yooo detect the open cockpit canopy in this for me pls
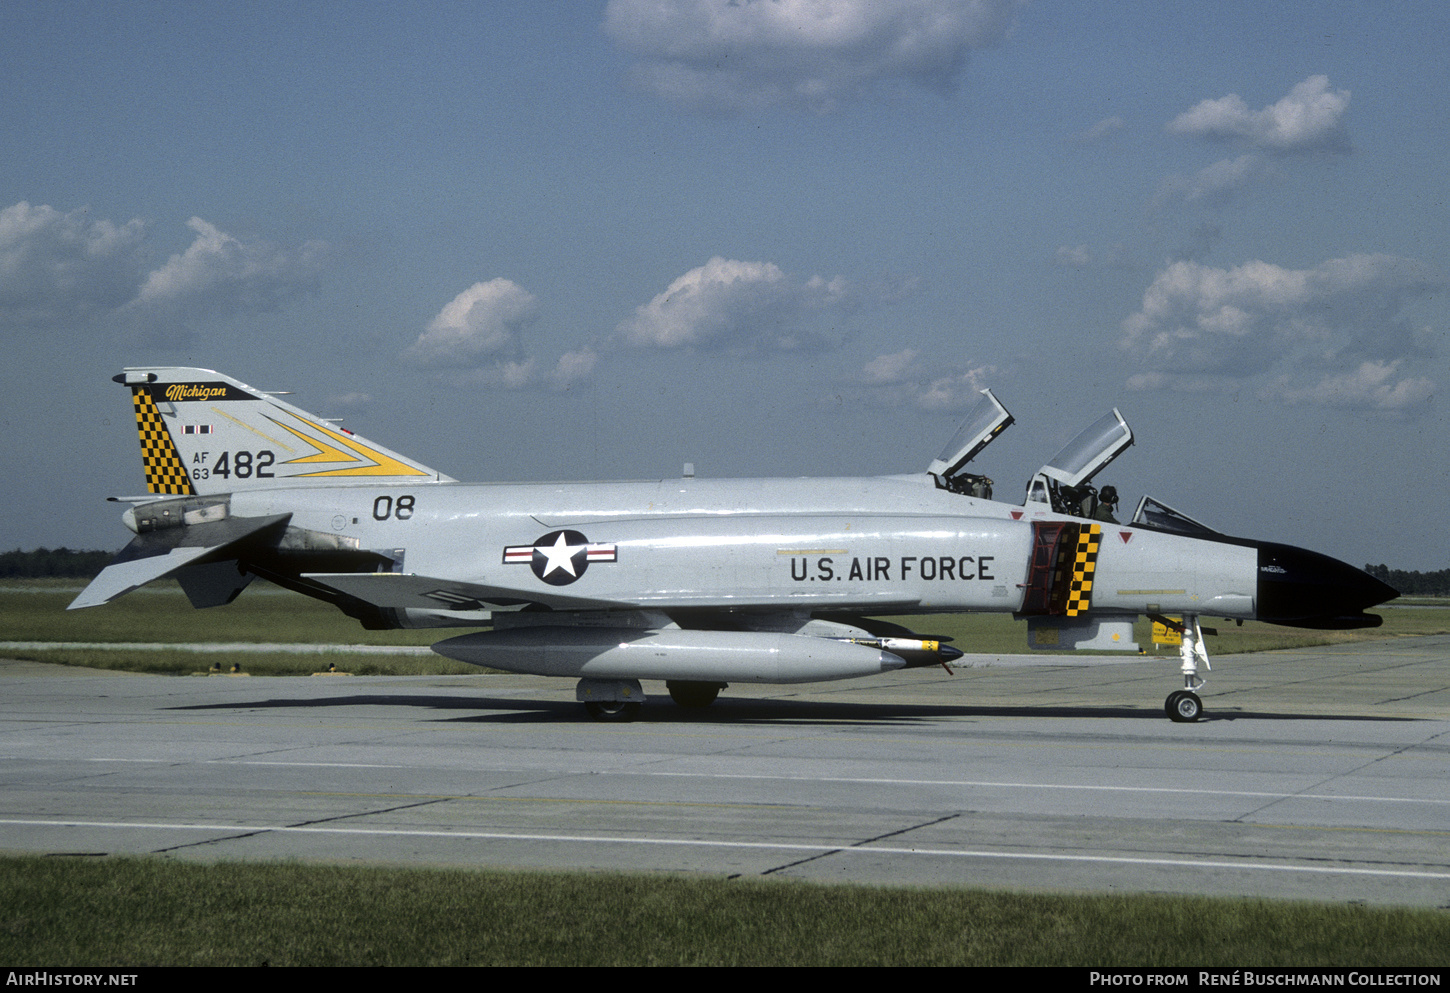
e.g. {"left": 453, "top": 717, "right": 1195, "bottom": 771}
{"left": 1025, "top": 409, "right": 1134, "bottom": 518}
{"left": 1037, "top": 409, "right": 1132, "bottom": 487}
{"left": 926, "top": 389, "right": 1014, "bottom": 491}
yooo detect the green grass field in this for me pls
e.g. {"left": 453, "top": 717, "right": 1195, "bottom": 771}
{"left": 2, "top": 857, "right": 1446, "bottom": 967}
{"left": 0, "top": 582, "right": 471, "bottom": 675}
{"left": 1, "top": 580, "right": 437, "bottom": 644}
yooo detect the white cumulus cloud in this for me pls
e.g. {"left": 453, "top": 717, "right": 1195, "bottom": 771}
{"left": 0, "top": 201, "right": 149, "bottom": 328}
{"left": 130, "top": 217, "right": 326, "bottom": 322}
{"left": 405, "top": 280, "right": 602, "bottom": 392}
{"left": 1122, "top": 253, "right": 1440, "bottom": 413}
{"left": 551, "top": 346, "right": 599, "bottom": 389}
{"left": 856, "top": 347, "right": 999, "bottom": 411}
{"left": 1268, "top": 360, "right": 1434, "bottom": 412}
{"left": 603, "top": 0, "right": 1023, "bottom": 114}
{"left": 619, "top": 256, "right": 864, "bottom": 351}
{"left": 863, "top": 347, "right": 920, "bottom": 384}
{"left": 404, "top": 278, "right": 540, "bottom": 368}
{"left": 0, "top": 203, "right": 326, "bottom": 339}
{"left": 1167, "top": 75, "right": 1350, "bottom": 154}
{"left": 1153, "top": 154, "right": 1271, "bottom": 210}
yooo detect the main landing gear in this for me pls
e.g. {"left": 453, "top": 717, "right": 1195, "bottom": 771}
{"left": 577, "top": 679, "right": 729, "bottom": 720}
{"left": 1161, "top": 613, "right": 1210, "bottom": 723}
{"left": 577, "top": 678, "right": 645, "bottom": 722}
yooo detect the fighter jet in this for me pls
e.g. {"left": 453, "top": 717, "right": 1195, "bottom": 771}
{"left": 72, "top": 367, "right": 1396, "bottom": 723}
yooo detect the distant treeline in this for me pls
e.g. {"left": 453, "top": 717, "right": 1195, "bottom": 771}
{"left": 1364, "top": 564, "right": 1450, "bottom": 597}
{"left": 1, "top": 547, "right": 115, "bottom": 579}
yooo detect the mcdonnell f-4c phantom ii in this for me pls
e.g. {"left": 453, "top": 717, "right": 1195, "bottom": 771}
{"left": 72, "top": 367, "right": 1397, "bottom": 723}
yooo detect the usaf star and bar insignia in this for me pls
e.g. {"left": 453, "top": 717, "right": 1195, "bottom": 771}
{"left": 503, "top": 530, "right": 617, "bottom": 586}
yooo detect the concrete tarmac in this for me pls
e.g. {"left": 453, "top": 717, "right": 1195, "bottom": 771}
{"left": 1, "top": 635, "right": 1447, "bottom": 906}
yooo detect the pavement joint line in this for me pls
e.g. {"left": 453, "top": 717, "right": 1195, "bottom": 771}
{"left": 6, "top": 818, "right": 1450, "bottom": 882}
{"left": 761, "top": 811, "right": 961, "bottom": 876}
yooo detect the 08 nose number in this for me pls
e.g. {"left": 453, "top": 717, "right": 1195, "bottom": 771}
{"left": 372, "top": 495, "right": 416, "bottom": 521}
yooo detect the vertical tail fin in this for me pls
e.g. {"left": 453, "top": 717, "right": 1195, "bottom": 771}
{"left": 117, "top": 368, "right": 452, "bottom": 496}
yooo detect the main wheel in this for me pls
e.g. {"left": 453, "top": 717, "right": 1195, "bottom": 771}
{"left": 584, "top": 700, "right": 641, "bottom": 722}
{"left": 666, "top": 681, "right": 722, "bottom": 708}
{"left": 1167, "top": 690, "right": 1202, "bottom": 723}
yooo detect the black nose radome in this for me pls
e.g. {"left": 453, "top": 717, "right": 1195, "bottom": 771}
{"left": 1255, "top": 542, "right": 1399, "bottom": 628}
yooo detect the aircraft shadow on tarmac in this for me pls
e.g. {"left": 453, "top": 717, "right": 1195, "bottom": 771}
{"left": 163, "top": 694, "right": 1423, "bottom": 726}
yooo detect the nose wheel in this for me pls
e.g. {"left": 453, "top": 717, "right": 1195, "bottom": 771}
{"left": 1165, "top": 689, "right": 1202, "bottom": 722}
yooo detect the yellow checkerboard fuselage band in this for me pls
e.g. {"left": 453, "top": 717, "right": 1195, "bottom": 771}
{"left": 1065, "top": 523, "right": 1101, "bottom": 617}
{"left": 132, "top": 389, "right": 194, "bottom": 495}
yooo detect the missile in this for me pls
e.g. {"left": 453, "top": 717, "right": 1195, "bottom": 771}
{"left": 845, "top": 637, "right": 965, "bottom": 669}
{"left": 433, "top": 627, "right": 907, "bottom": 683}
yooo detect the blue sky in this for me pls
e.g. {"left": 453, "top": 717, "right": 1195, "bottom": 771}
{"left": 3, "top": 0, "right": 1446, "bottom": 570}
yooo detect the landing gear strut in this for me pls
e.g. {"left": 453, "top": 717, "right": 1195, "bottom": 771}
{"left": 1161, "top": 613, "right": 1209, "bottom": 723}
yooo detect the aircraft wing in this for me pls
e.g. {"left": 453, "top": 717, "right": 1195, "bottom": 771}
{"left": 304, "top": 571, "right": 922, "bottom": 615}
{"left": 302, "top": 572, "right": 621, "bottom": 612}
{"left": 69, "top": 514, "right": 292, "bottom": 610}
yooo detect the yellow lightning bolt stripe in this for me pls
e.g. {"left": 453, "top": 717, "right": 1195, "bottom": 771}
{"left": 131, "top": 390, "right": 194, "bottom": 495}
{"left": 1065, "top": 523, "right": 1101, "bottom": 617}
{"left": 264, "top": 416, "right": 429, "bottom": 477}
{"left": 211, "top": 406, "right": 296, "bottom": 452}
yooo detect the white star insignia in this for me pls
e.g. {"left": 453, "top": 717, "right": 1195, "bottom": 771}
{"left": 536, "top": 531, "right": 583, "bottom": 578}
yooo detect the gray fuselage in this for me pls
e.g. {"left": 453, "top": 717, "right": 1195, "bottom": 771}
{"left": 229, "top": 473, "right": 1258, "bottom": 620}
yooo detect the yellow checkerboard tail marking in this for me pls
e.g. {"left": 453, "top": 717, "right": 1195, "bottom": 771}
{"left": 131, "top": 388, "right": 194, "bottom": 495}
{"left": 1065, "top": 523, "right": 1101, "bottom": 617}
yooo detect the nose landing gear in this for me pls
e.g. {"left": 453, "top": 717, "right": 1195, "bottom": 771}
{"left": 1156, "top": 613, "right": 1210, "bottom": 723}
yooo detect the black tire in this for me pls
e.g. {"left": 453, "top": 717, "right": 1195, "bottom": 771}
{"left": 584, "top": 700, "right": 641, "bottom": 722}
{"left": 1168, "top": 691, "right": 1202, "bottom": 723}
{"left": 666, "top": 681, "right": 722, "bottom": 708}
